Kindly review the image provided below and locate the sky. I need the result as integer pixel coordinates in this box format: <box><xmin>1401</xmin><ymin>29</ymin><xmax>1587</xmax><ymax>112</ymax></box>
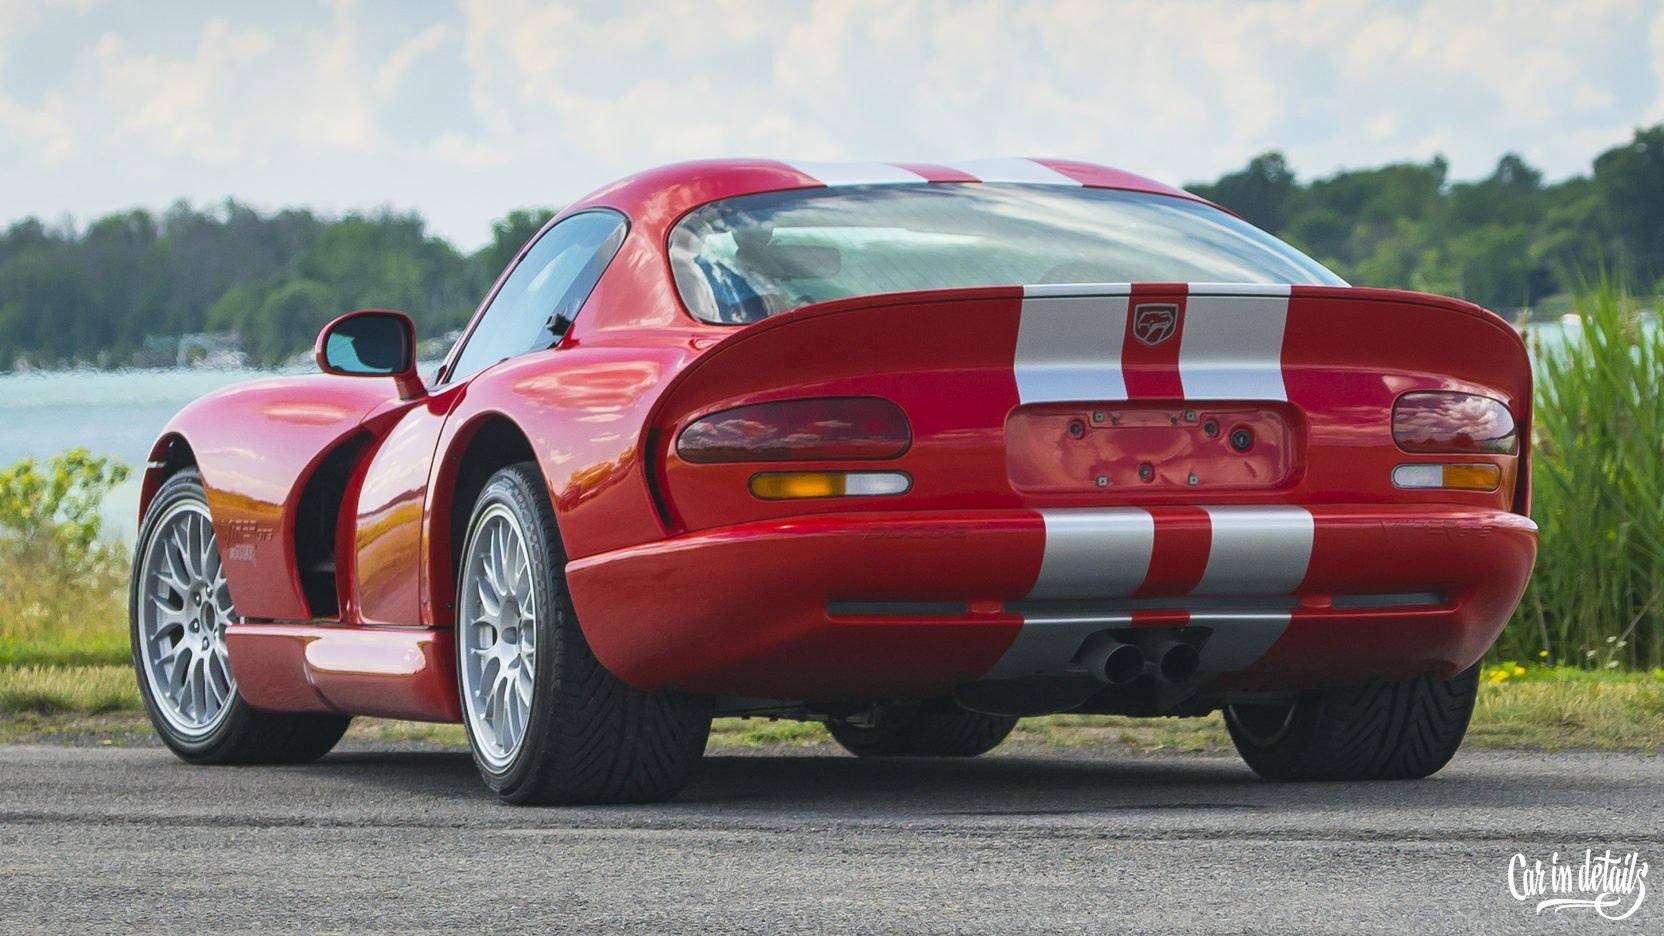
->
<box><xmin>2</xmin><ymin>0</ymin><xmax>1663</xmax><ymax>250</ymax></box>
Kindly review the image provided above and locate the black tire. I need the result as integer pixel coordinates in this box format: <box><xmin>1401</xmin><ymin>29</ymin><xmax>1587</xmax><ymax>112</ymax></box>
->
<box><xmin>1224</xmin><ymin>664</ymin><xmax>1480</xmax><ymax>781</ymax></box>
<box><xmin>457</xmin><ymin>462</ymin><xmax>711</xmax><ymax>805</ymax></box>
<box><xmin>131</xmin><ymin>469</ymin><xmax>351</xmax><ymax>765</ymax></box>
<box><xmin>827</xmin><ymin>703</ymin><xmax>1018</xmax><ymax>757</ymax></box>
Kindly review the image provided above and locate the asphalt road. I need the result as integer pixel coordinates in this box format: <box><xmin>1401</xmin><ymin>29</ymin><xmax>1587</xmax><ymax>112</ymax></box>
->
<box><xmin>0</xmin><ymin>742</ymin><xmax>1658</xmax><ymax>934</ymax></box>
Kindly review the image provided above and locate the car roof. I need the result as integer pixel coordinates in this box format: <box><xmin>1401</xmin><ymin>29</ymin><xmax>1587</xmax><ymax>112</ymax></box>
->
<box><xmin>564</xmin><ymin>158</ymin><xmax>1212</xmax><ymax>227</ymax></box>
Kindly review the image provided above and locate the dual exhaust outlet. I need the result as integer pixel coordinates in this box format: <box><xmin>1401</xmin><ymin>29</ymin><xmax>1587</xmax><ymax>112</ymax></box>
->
<box><xmin>1079</xmin><ymin>633</ymin><xmax>1201</xmax><ymax>686</ymax></box>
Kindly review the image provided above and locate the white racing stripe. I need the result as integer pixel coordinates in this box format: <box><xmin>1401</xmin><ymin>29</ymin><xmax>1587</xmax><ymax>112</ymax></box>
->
<box><xmin>1014</xmin><ymin>291</ymin><xmax>1130</xmax><ymax>403</ymax></box>
<box><xmin>1028</xmin><ymin>508</ymin><xmax>1155</xmax><ymax>599</ymax></box>
<box><xmin>1016</xmin><ymin>282</ymin><xmax>1290</xmax><ymax>402</ymax></box>
<box><xmin>987</xmin><ymin>505</ymin><xmax>1313</xmax><ymax>679</ymax></box>
<box><xmin>948</xmin><ymin>157</ymin><xmax>1081</xmax><ymax>186</ymax></box>
<box><xmin>1185</xmin><ymin>283</ymin><xmax>1295</xmax><ymax>296</ymax></box>
<box><xmin>1195</xmin><ymin>506</ymin><xmax>1314</xmax><ymax>595</ymax></box>
<box><xmin>986</xmin><ymin>508</ymin><xmax>1151</xmax><ymax>679</ymax></box>
<box><xmin>1190</xmin><ymin>612</ymin><xmax>1291</xmax><ymax>673</ymax></box>
<box><xmin>996</xmin><ymin>273</ymin><xmax>1305</xmax><ymax>682</ymax></box>
<box><xmin>1020</xmin><ymin>506</ymin><xmax>1314</xmax><ymax>601</ymax></box>
<box><xmin>786</xmin><ymin>161</ymin><xmax>927</xmax><ymax>186</ymax></box>
<box><xmin>1022</xmin><ymin>282</ymin><xmax>1133</xmax><ymax>298</ymax></box>
<box><xmin>984</xmin><ymin>612</ymin><xmax>1134</xmax><ymax>680</ymax></box>
<box><xmin>1179</xmin><ymin>285</ymin><xmax>1290</xmax><ymax>401</ymax></box>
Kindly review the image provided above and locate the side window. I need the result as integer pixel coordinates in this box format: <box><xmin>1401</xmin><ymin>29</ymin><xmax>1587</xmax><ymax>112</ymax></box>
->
<box><xmin>445</xmin><ymin>210</ymin><xmax>627</xmax><ymax>383</ymax></box>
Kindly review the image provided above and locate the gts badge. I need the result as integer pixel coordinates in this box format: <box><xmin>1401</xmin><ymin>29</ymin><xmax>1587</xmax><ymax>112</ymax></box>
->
<box><xmin>225</xmin><ymin>519</ymin><xmax>273</xmax><ymax>561</ymax></box>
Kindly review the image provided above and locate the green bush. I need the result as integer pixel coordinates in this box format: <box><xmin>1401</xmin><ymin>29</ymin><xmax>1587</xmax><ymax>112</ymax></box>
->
<box><xmin>0</xmin><ymin>450</ymin><xmax>132</xmax><ymax>666</ymax></box>
<box><xmin>0</xmin><ymin>448</ymin><xmax>129</xmax><ymax>568</ymax></box>
<box><xmin>1507</xmin><ymin>280</ymin><xmax>1664</xmax><ymax>668</ymax></box>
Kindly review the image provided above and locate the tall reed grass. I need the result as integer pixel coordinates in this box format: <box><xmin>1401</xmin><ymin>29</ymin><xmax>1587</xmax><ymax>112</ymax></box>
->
<box><xmin>1507</xmin><ymin>280</ymin><xmax>1664</xmax><ymax>668</ymax></box>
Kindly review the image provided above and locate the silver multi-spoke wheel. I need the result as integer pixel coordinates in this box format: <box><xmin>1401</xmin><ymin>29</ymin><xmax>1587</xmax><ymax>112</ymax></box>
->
<box><xmin>459</xmin><ymin>503</ymin><xmax>538</xmax><ymax>770</ymax></box>
<box><xmin>135</xmin><ymin>500</ymin><xmax>236</xmax><ymax>738</ymax></box>
<box><xmin>133</xmin><ymin>470</ymin><xmax>351</xmax><ymax>765</ymax></box>
<box><xmin>455</xmin><ymin>462</ymin><xmax>709</xmax><ymax>804</ymax></box>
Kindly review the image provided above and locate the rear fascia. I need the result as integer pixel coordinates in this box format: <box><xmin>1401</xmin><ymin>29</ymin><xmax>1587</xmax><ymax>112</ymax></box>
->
<box><xmin>574</xmin><ymin>283</ymin><xmax>1537</xmax><ymax>699</ymax></box>
<box><xmin>566</xmin><ymin>504</ymin><xmax>1536</xmax><ymax>699</ymax></box>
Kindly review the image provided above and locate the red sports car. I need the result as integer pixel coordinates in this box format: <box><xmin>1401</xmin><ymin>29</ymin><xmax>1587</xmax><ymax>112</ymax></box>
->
<box><xmin>131</xmin><ymin>158</ymin><xmax>1536</xmax><ymax>804</ymax></box>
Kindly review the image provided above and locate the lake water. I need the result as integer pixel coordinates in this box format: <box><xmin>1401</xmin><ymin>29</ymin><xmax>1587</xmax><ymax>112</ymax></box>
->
<box><xmin>0</xmin><ymin>368</ymin><xmax>268</xmax><ymax>540</ymax></box>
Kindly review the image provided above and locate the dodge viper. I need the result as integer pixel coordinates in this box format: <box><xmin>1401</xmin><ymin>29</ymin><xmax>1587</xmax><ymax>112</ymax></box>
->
<box><xmin>130</xmin><ymin>158</ymin><xmax>1536</xmax><ymax>804</ymax></box>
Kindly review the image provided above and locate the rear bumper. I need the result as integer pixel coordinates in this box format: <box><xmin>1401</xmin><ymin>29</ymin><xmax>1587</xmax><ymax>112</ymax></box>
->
<box><xmin>565</xmin><ymin>505</ymin><xmax>1537</xmax><ymax>701</ymax></box>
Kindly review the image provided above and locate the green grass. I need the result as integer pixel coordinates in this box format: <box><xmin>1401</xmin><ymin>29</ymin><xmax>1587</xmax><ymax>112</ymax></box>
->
<box><xmin>0</xmin><ymin>665</ymin><xmax>143</xmax><ymax>715</ymax></box>
<box><xmin>5</xmin><ymin>664</ymin><xmax>1660</xmax><ymax>753</ymax></box>
<box><xmin>0</xmin><ymin>554</ymin><xmax>131</xmax><ymax>667</ymax></box>
<box><xmin>1468</xmin><ymin>664</ymin><xmax>1664</xmax><ymax>750</ymax></box>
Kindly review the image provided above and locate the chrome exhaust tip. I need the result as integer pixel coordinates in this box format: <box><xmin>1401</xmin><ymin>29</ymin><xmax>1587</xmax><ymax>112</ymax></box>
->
<box><xmin>1152</xmin><ymin>640</ymin><xmax>1201</xmax><ymax>683</ymax></box>
<box><xmin>1081</xmin><ymin>635</ymin><xmax>1146</xmax><ymax>686</ymax></box>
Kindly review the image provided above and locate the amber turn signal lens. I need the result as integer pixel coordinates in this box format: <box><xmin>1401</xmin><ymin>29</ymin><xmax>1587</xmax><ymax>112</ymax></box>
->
<box><xmin>749</xmin><ymin>471</ymin><xmax>911</xmax><ymax>500</ymax></box>
<box><xmin>1441</xmin><ymin>464</ymin><xmax>1502</xmax><ymax>491</ymax></box>
<box><xmin>1391</xmin><ymin>463</ymin><xmax>1501</xmax><ymax>491</ymax></box>
<box><xmin>751</xmin><ymin>472</ymin><xmax>843</xmax><ymax>499</ymax></box>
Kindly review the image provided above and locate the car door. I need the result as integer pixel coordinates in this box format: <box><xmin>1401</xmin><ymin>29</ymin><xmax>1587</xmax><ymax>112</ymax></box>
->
<box><xmin>346</xmin><ymin>210</ymin><xmax>629</xmax><ymax>627</ymax></box>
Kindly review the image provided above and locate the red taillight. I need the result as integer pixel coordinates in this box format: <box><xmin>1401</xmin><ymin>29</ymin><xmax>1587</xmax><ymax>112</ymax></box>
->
<box><xmin>1392</xmin><ymin>391</ymin><xmax>1517</xmax><ymax>455</ymax></box>
<box><xmin>676</xmin><ymin>397</ymin><xmax>911</xmax><ymax>463</ymax></box>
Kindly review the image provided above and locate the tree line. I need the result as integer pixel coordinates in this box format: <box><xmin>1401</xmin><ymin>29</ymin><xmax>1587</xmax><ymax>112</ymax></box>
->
<box><xmin>1189</xmin><ymin>124</ymin><xmax>1664</xmax><ymax>310</ymax></box>
<box><xmin>0</xmin><ymin>203</ymin><xmax>553</xmax><ymax>368</ymax></box>
<box><xmin>3</xmin><ymin>124</ymin><xmax>1662</xmax><ymax>370</ymax></box>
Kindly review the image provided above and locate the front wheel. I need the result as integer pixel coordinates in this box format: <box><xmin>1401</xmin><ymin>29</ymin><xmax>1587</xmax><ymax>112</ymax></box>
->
<box><xmin>131</xmin><ymin>469</ymin><xmax>350</xmax><ymax>764</ymax></box>
<box><xmin>1224</xmin><ymin>664</ymin><xmax>1480</xmax><ymax>781</ymax></box>
<box><xmin>455</xmin><ymin>462</ymin><xmax>711</xmax><ymax>805</ymax></box>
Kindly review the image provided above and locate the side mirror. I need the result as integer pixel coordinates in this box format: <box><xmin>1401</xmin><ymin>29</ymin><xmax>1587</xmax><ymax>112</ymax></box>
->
<box><xmin>315</xmin><ymin>309</ymin><xmax>425</xmax><ymax>400</ymax></box>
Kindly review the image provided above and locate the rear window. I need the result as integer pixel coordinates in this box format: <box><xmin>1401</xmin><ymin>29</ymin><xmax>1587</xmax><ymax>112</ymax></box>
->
<box><xmin>669</xmin><ymin>184</ymin><xmax>1344</xmax><ymax>324</ymax></box>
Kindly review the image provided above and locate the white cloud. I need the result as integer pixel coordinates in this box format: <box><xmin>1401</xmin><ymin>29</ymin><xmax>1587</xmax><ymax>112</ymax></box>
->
<box><xmin>93</xmin><ymin>21</ymin><xmax>278</xmax><ymax>163</ymax></box>
<box><xmin>430</xmin><ymin>130</ymin><xmax>509</xmax><ymax>168</ymax></box>
<box><xmin>1649</xmin><ymin>5</ymin><xmax>1664</xmax><ymax>122</ymax></box>
<box><xmin>454</xmin><ymin>0</ymin><xmax>831</xmax><ymax>165</ymax></box>
<box><xmin>0</xmin><ymin>0</ymin><xmax>1660</xmax><ymax>246</ymax></box>
<box><xmin>377</xmin><ymin>22</ymin><xmax>451</xmax><ymax>97</ymax></box>
<box><xmin>0</xmin><ymin>89</ymin><xmax>75</xmax><ymax>162</ymax></box>
<box><xmin>0</xmin><ymin>1</ymin><xmax>23</xmax><ymax>70</ymax></box>
<box><xmin>1</xmin><ymin>1</ymin><xmax>455</xmax><ymax>169</ymax></box>
<box><xmin>446</xmin><ymin>0</ymin><xmax>1660</xmax><ymax>194</ymax></box>
<box><xmin>0</xmin><ymin>0</ymin><xmax>74</xmax><ymax>158</ymax></box>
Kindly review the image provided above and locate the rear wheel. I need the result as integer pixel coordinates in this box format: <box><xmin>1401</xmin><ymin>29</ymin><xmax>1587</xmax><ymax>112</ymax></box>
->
<box><xmin>456</xmin><ymin>462</ymin><xmax>711</xmax><ymax>805</ymax></box>
<box><xmin>827</xmin><ymin>703</ymin><xmax>1018</xmax><ymax>757</ymax></box>
<box><xmin>1224</xmin><ymin>664</ymin><xmax>1479</xmax><ymax>781</ymax></box>
<box><xmin>131</xmin><ymin>469</ymin><xmax>350</xmax><ymax>764</ymax></box>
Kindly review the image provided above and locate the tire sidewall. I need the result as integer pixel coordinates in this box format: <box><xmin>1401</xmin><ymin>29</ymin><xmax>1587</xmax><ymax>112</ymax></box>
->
<box><xmin>455</xmin><ymin>468</ymin><xmax>562</xmax><ymax>798</ymax></box>
<box><xmin>1223</xmin><ymin>696</ymin><xmax>1320</xmax><ymax>780</ymax></box>
<box><xmin>130</xmin><ymin>470</ymin><xmax>257</xmax><ymax>759</ymax></box>
<box><xmin>1225</xmin><ymin>666</ymin><xmax>1481</xmax><ymax>781</ymax></box>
